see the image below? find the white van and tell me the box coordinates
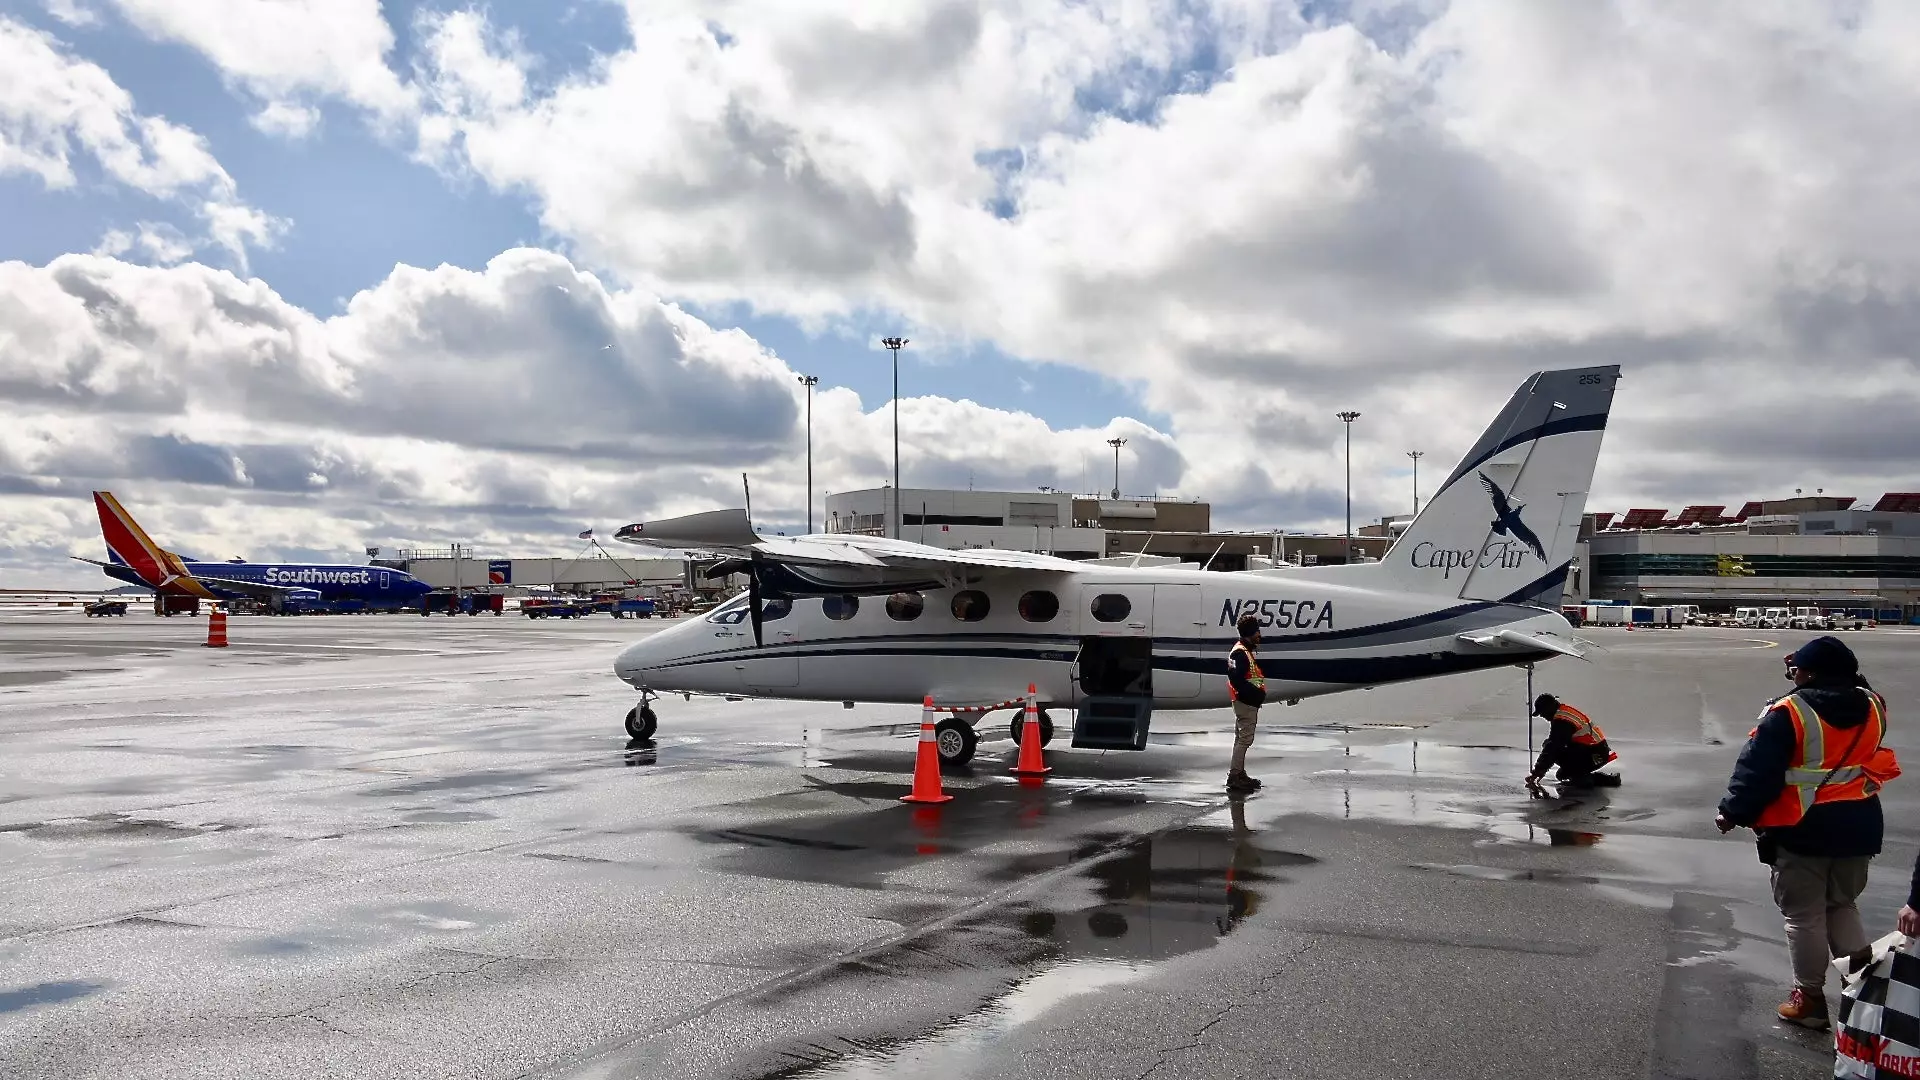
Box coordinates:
[1789,606,1828,630]
[1762,606,1791,629]
[1734,607,1762,627]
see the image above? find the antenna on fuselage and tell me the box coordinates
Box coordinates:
[1200,540,1226,572]
[1128,532,1158,569]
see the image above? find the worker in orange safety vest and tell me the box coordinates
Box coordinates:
[1715,635,1900,1031]
[1525,695,1620,790]
[1225,613,1266,793]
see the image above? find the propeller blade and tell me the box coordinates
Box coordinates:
[747,560,765,648]
[703,558,749,581]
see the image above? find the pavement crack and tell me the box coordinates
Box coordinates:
[1136,939,1316,1080]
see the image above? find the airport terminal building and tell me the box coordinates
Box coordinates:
[823,487,1389,570]
[1585,493,1920,619]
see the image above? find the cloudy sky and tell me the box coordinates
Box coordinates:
[3,0,1916,586]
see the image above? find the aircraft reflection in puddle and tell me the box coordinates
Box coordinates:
[624,739,656,767]
[1022,798,1320,960]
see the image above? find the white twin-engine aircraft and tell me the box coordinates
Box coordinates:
[612,365,1620,766]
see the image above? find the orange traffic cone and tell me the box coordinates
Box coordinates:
[1012,683,1051,777]
[901,696,953,804]
[205,607,229,648]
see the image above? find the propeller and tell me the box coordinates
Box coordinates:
[700,556,766,647]
[746,555,765,648]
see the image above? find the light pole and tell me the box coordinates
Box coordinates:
[1406,450,1424,517]
[881,337,908,539]
[797,375,818,533]
[1337,411,1361,563]
[1106,437,1127,500]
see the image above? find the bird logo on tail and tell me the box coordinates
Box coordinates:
[1479,472,1547,563]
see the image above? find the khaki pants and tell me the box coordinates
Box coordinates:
[1230,700,1259,773]
[1770,848,1871,990]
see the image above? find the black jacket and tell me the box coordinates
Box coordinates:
[1717,679,1884,860]
[1227,645,1266,707]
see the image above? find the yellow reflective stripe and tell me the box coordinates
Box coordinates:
[1786,766,1865,784]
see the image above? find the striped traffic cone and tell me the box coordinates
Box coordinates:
[901,696,954,804]
[204,607,229,648]
[1011,683,1051,777]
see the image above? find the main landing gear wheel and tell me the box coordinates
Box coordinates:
[935,717,978,766]
[1009,709,1055,747]
[624,703,658,740]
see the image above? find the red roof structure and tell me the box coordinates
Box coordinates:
[1674,505,1728,526]
[1619,508,1670,530]
[1871,493,1920,514]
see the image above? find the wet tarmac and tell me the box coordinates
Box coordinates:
[3,611,1919,1078]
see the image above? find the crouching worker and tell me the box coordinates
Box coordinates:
[1526,694,1621,790]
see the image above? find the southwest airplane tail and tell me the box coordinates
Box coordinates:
[1363,365,1620,605]
[92,491,214,597]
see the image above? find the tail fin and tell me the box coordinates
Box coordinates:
[1371,366,1620,605]
[93,491,198,591]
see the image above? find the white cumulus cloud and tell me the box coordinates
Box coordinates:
[99,0,417,137]
[0,16,285,267]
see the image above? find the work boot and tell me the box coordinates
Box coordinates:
[1777,987,1830,1030]
[1591,772,1623,788]
[1847,946,1876,975]
[1226,771,1261,793]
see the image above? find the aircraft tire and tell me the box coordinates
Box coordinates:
[935,718,977,766]
[624,704,658,740]
[1008,710,1055,747]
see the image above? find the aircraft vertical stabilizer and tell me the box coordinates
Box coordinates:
[1368,366,1620,606]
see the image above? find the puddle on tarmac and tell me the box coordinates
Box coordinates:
[758,960,1154,1079]
[0,670,71,688]
[0,813,239,841]
[402,810,498,823]
[1409,860,1603,885]
[748,802,1320,1079]
[0,980,108,1015]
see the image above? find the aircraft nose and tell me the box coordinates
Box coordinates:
[614,637,661,686]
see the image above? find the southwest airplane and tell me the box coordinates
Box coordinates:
[74,492,432,611]
[610,365,1618,765]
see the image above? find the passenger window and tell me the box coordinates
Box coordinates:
[886,592,925,621]
[822,595,859,621]
[1018,590,1059,623]
[762,598,792,622]
[951,590,991,622]
[1091,593,1132,622]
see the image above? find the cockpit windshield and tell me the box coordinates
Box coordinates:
[705,594,752,624]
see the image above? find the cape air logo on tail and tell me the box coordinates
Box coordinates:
[1478,472,1546,563]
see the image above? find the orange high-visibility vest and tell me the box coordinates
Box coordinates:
[1229,642,1265,703]
[1751,690,1899,829]
[1555,704,1605,745]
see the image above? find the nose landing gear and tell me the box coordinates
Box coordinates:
[934,716,979,766]
[625,690,659,740]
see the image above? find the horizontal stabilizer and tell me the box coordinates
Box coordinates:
[1455,628,1592,661]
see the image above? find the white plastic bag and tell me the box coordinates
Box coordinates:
[1836,932,1920,1078]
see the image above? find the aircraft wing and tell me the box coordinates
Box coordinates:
[1456,628,1592,661]
[615,509,1078,576]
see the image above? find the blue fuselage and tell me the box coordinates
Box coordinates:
[103,561,432,606]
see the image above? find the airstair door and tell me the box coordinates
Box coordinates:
[1152,584,1204,699]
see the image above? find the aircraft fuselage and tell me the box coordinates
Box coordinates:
[614,564,1565,709]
